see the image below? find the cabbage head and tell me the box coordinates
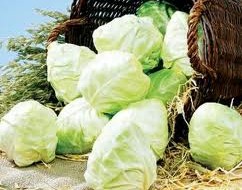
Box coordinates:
[93,15,163,72]
[84,121,157,190]
[109,99,168,160]
[137,1,176,35]
[189,103,242,170]
[78,51,150,114]
[56,98,109,154]
[161,11,193,76]
[47,42,96,103]
[147,69,187,105]
[0,100,57,167]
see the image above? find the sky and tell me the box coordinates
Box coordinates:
[0,0,70,65]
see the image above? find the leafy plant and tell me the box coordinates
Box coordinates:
[0,10,68,117]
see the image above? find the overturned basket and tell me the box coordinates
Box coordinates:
[47,0,242,120]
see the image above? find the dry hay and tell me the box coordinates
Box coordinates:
[56,153,89,162]
[161,77,242,189]
[151,142,242,190]
[167,76,199,138]
[237,104,242,115]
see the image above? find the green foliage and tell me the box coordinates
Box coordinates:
[136,1,176,35]
[0,10,68,117]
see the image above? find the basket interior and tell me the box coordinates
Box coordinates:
[66,0,194,48]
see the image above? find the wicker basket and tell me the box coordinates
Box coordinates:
[47,0,242,117]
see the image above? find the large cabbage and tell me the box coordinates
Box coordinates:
[147,69,187,105]
[56,98,109,154]
[93,15,163,72]
[0,100,57,167]
[47,41,96,103]
[137,1,176,35]
[78,51,150,114]
[161,11,193,76]
[84,121,157,190]
[189,103,242,170]
[109,99,168,160]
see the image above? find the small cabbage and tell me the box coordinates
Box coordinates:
[137,1,176,35]
[93,14,163,72]
[56,98,109,154]
[84,121,157,190]
[147,69,187,105]
[109,99,168,160]
[0,100,57,167]
[47,41,96,103]
[78,51,150,114]
[161,11,193,76]
[189,103,242,170]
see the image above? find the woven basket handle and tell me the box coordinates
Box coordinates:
[47,17,87,47]
[187,0,217,79]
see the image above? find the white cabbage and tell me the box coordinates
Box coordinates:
[84,121,157,190]
[109,99,169,160]
[56,98,109,154]
[0,100,57,167]
[189,103,242,170]
[161,11,194,76]
[78,51,150,114]
[93,15,163,72]
[47,41,96,103]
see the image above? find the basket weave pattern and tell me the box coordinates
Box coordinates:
[188,0,242,103]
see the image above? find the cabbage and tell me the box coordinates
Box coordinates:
[109,99,168,160]
[0,100,57,167]
[161,11,193,76]
[56,98,109,154]
[137,1,176,35]
[93,15,163,72]
[189,103,242,170]
[147,69,187,105]
[78,51,150,114]
[47,41,96,103]
[84,121,157,190]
